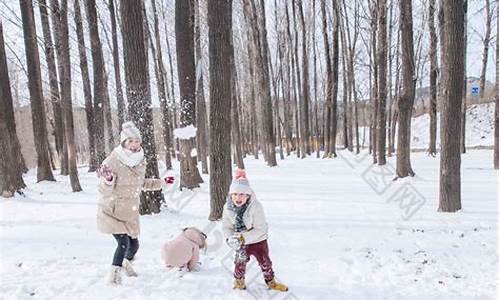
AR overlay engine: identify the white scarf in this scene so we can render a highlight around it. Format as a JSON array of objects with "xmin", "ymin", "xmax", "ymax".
[{"xmin": 115, "ymin": 146, "xmax": 144, "ymax": 167}]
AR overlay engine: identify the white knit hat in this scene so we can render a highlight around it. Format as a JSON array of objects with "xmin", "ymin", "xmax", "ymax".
[
  {"xmin": 120, "ymin": 121, "xmax": 142, "ymax": 144},
  {"xmin": 228, "ymin": 169, "xmax": 253, "ymax": 195}
]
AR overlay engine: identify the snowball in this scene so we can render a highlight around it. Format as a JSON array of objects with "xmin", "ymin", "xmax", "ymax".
[{"xmin": 173, "ymin": 125, "xmax": 197, "ymax": 140}]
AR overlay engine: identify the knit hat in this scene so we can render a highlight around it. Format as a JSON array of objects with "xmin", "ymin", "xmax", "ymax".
[
  {"xmin": 228, "ymin": 169, "xmax": 253, "ymax": 195},
  {"xmin": 120, "ymin": 121, "xmax": 142, "ymax": 145}
]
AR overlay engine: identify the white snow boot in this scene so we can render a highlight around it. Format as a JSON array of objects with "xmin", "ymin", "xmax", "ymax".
[
  {"xmin": 122, "ymin": 259, "xmax": 138, "ymax": 277},
  {"xmin": 108, "ymin": 265, "xmax": 122, "ymax": 285}
]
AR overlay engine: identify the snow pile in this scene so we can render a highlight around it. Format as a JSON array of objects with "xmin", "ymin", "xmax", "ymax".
[
  {"xmin": 173, "ymin": 125, "xmax": 198, "ymax": 140},
  {"xmin": 411, "ymin": 103, "xmax": 495, "ymax": 149}
]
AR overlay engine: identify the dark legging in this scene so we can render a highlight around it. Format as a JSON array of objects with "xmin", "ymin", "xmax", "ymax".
[{"xmin": 112, "ymin": 234, "xmax": 139, "ymax": 266}]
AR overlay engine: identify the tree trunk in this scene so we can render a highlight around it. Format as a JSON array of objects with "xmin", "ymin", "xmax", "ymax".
[
  {"xmin": 284, "ymin": 0, "xmax": 297, "ymax": 155},
  {"xmin": 208, "ymin": 0, "xmax": 233, "ymax": 220},
  {"xmin": 0, "ymin": 21, "xmax": 27, "ymax": 179},
  {"xmin": 329, "ymin": 0, "xmax": 340, "ymax": 157},
  {"xmin": 275, "ymin": 0, "xmax": 290, "ymax": 157},
  {"xmin": 494, "ymin": 16, "xmax": 498, "ymax": 169},
  {"xmin": 38, "ymin": 0, "xmax": 64, "ymax": 168},
  {"xmin": 244, "ymin": 27, "xmax": 259, "ymax": 159},
  {"xmin": 461, "ymin": 0, "xmax": 467, "ymax": 154},
  {"xmin": 439, "ymin": 0, "xmax": 464, "ymax": 212},
  {"xmin": 85, "ymin": 0, "xmax": 107, "ymax": 165},
  {"xmin": 121, "ymin": 0, "xmax": 164, "ymax": 215},
  {"xmin": 244, "ymin": 0, "xmax": 277, "ymax": 166},
  {"xmin": 230, "ymin": 33, "xmax": 245, "ymax": 169},
  {"xmin": 175, "ymin": 0, "xmax": 203, "ymax": 189},
  {"xmin": 479, "ymin": 0, "xmax": 492, "ymax": 100},
  {"xmin": 149, "ymin": 0, "xmax": 173, "ymax": 170},
  {"xmin": 20, "ymin": 0, "xmax": 55, "ymax": 182},
  {"xmin": 159, "ymin": 0, "xmax": 177, "ymax": 159},
  {"xmin": 48, "ymin": 0, "xmax": 69, "ymax": 175},
  {"xmin": 52, "ymin": 0, "xmax": 82, "ymax": 191},
  {"xmin": 321, "ymin": 0, "xmax": 332, "ymax": 157},
  {"xmin": 194, "ymin": 0, "xmax": 209, "ymax": 174},
  {"xmin": 387, "ymin": 0, "xmax": 394, "ymax": 157},
  {"xmin": 290, "ymin": 0, "xmax": 302, "ymax": 158},
  {"xmin": 0, "ymin": 21, "xmax": 26, "ymax": 193},
  {"xmin": 396, "ymin": 0, "xmax": 416, "ymax": 178},
  {"xmin": 231, "ymin": 68, "xmax": 245, "ymax": 169},
  {"xmin": 298, "ymin": 0, "xmax": 311, "ymax": 156},
  {"xmin": 74, "ymin": 0, "xmax": 97, "ymax": 172},
  {"xmin": 312, "ymin": 0, "xmax": 320, "ymax": 158},
  {"xmin": 371, "ymin": 3, "xmax": 378, "ymax": 163},
  {"xmin": 376, "ymin": 0, "xmax": 387, "ymax": 165},
  {"xmin": 109, "ymin": 0, "xmax": 126, "ymax": 129},
  {"xmin": 428, "ymin": 0, "xmax": 438, "ymax": 156}
]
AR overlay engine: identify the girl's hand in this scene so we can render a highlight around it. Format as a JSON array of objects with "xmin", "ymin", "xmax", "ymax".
[
  {"xmin": 164, "ymin": 176, "xmax": 175, "ymax": 184},
  {"xmin": 98, "ymin": 165, "xmax": 113, "ymax": 182}
]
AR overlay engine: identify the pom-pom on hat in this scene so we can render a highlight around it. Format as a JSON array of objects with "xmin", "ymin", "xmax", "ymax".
[
  {"xmin": 229, "ymin": 169, "xmax": 253, "ymax": 195},
  {"xmin": 120, "ymin": 121, "xmax": 142, "ymax": 145}
]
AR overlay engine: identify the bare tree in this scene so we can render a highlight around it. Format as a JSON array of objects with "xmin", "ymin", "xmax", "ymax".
[
  {"xmin": 73, "ymin": 0, "xmax": 97, "ymax": 171},
  {"xmin": 175, "ymin": 0, "xmax": 203, "ymax": 189},
  {"xmin": 298, "ymin": 0, "xmax": 311, "ymax": 156},
  {"xmin": 51, "ymin": 0, "xmax": 82, "ymax": 191},
  {"xmin": 395, "ymin": 0, "xmax": 415, "ymax": 178},
  {"xmin": 244, "ymin": 0, "xmax": 277, "ymax": 166},
  {"xmin": 290, "ymin": 0, "xmax": 302, "ymax": 158},
  {"xmin": 160, "ymin": 0, "xmax": 178, "ymax": 158},
  {"xmin": 479, "ymin": 0, "xmax": 493, "ymax": 99},
  {"xmin": 376, "ymin": 0, "xmax": 387, "ymax": 165},
  {"xmin": 38, "ymin": 0, "xmax": 64, "ymax": 167},
  {"xmin": 149, "ymin": 0, "xmax": 173, "ymax": 170},
  {"xmin": 461, "ymin": 0, "xmax": 467, "ymax": 154},
  {"xmin": 321, "ymin": 0, "xmax": 332, "ymax": 157},
  {"xmin": 387, "ymin": 0, "xmax": 394, "ymax": 156},
  {"xmin": 428, "ymin": 0, "xmax": 438, "ymax": 156},
  {"xmin": 194, "ymin": 0, "xmax": 209, "ymax": 174},
  {"xmin": 85, "ymin": 0, "xmax": 107, "ymax": 165},
  {"xmin": 230, "ymin": 37, "xmax": 245, "ymax": 169},
  {"xmin": 370, "ymin": 2, "xmax": 378, "ymax": 163},
  {"xmin": 0, "ymin": 21, "xmax": 26, "ymax": 194},
  {"xmin": 121, "ymin": 0, "xmax": 164, "ymax": 214},
  {"xmin": 494, "ymin": 20, "xmax": 499, "ymax": 170},
  {"xmin": 108, "ymin": 0, "xmax": 126, "ymax": 128},
  {"xmin": 326, "ymin": 0, "xmax": 340, "ymax": 158},
  {"xmin": 20, "ymin": 0, "xmax": 55, "ymax": 182},
  {"xmin": 439, "ymin": 0, "xmax": 465, "ymax": 212},
  {"xmin": 243, "ymin": 9, "xmax": 259, "ymax": 159},
  {"xmin": 207, "ymin": 0, "xmax": 233, "ymax": 220}
]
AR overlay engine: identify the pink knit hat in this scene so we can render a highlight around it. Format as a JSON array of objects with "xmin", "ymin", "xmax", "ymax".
[{"xmin": 229, "ymin": 169, "xmax": 253, "ymax": 195}]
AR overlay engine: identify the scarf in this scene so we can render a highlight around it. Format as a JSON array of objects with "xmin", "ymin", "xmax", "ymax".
[
  {"xmin": 227, "ymin": 196, "xmax": 250, "ymax": 233},
  {"xmin": 115, "ymin": 146, "xmax": 144, "ymax": 167}
]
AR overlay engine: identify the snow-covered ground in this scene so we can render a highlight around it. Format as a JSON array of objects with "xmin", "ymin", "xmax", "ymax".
[{"xmin": 1, "ymin": 149, "xmax": 498, "ymax": 300}]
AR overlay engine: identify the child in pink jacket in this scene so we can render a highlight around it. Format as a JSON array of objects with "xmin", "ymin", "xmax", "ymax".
[{"xmin": 161, "ymin": 227, "xmax": 207, "ymax": 273}]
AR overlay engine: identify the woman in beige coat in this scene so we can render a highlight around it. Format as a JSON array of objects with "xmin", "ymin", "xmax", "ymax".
[{"xmin": 97, "ymin": 121, "xmax": 168, "ymax": 285}]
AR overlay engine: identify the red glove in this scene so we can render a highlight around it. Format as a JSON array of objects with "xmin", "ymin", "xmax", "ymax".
[
  {"xmin": 98, "ymin": 165, "xmax": 113, "ymax": 182},
  {"xmin": 164, "ymin": 176, "xmax": 174, "ymax": 184}
]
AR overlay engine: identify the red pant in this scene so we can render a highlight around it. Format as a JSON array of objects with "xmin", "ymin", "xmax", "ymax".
[{"xmin": 234, "ymin": 239, "xmax": 275, "ymax": 283}]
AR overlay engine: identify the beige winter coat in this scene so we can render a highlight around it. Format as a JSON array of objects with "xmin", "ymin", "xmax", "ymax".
[
  {"xmin": 222, "ymin": 195, "xmax": 268, "ymax": 245},
  {"xmin": 161, "ymin": 227, "xmax": 206, "ymax": 270},
  {"xmin": 96, "ymin": 148, "xmax": 162, "ymax": 238}
]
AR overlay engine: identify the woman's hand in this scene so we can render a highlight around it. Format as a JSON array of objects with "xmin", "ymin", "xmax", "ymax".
[{"xmin": 98, "ymin": 165, "xmax": 114, "ymax": 184}]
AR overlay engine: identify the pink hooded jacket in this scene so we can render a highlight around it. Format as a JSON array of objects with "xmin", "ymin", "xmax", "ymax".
[{"xmin": 161, "ymin": 227, "xmax": 206, "ymax": 270}]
